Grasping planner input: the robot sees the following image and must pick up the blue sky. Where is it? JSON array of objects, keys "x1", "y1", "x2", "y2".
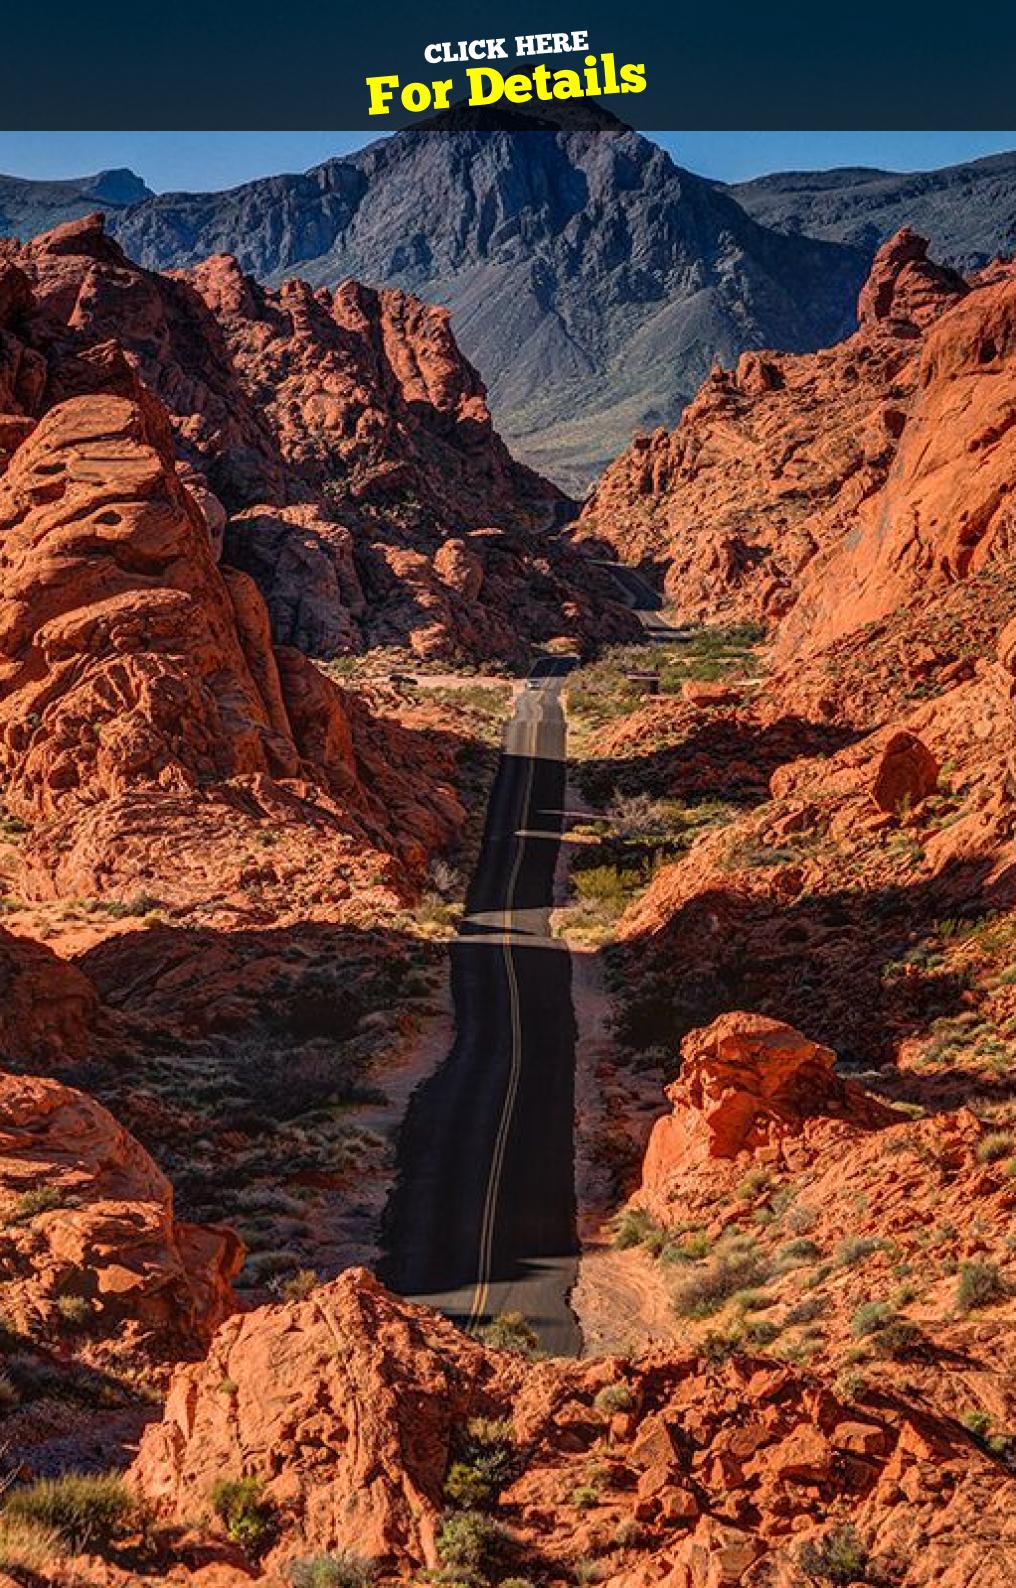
[{"x1": 1, "y1": 131, "x2": 1015, "y2": 192}]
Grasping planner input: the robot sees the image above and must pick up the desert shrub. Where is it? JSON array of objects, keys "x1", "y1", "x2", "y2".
[
  {"x1": 56, "y1": 1294, "x2": 91, "y2": 1330},
  {"x1": 3, "y1": 1473, "x2": 138, "y2": 1553},
  {"x1": 976, "y1": 1132, "x2": 1015, "y2": 1164},
  {"x1": 14, "y1": 1186, "x2": 65, "y2": 1221},
  {"x1": 960, "y1": 1409, "x2": 993, "y2": 1439},
  {"x1": 0, "y1": 1517, "x2": 61, "y2": 1572},
  {"x1": 477, "y1": 1312, "x2": 538, "y2": 1357},
  {"x1": 101, "y1": 892, "x2": 162, "y2": 918},
  {"x1": 612, "y1": 1207, "x2": 662, "y2": 1250},
  {"x1": 699, "y1": 1326, "x2": 743, "y2": 1365},
  {"x1": 660, "y1": 1229, "x2": 711, "y2": 1263},
  {"x1": 797, "y1": 1524, "x2": 870, "y2": 1584},
  {"x1": 210, "y1": 1477, "x2": 274, "y2": 1551},
  {"x1": 783, "y1": 1295, "x2": 829, "y2": 1327},
  {"x1": 875, "y1": 1318, "x2": 921, "y2": 1359},
  {"x1": 572, "y1": 863, "x2": 645, "y2": 913},
  {"x1": 614, "y1": 1518, "x2": 646, "y2": 1549},
  {"x1": 672, "y1": 1241, "x2": 771, "y2": 1319},
  {"x1": 593, "y1": 1381, "x2": 634, "y2": 1415},
  {"x1": 569, "y1": 1483, "x2": 599, "y2": 1510},
  {"x1": 279, "y1": 1268, "x2": 318, "y2": 1302},
  {"x1": 445, "y1": 1418, "x2": 519, "y2": 1509},
  {"x1": 416, "y1": 892, "x2": 459, "y2": 930},
  {"x1": 850, "y1": 1301, "x2": 894, "y2": 1338},
  {"x1": 286, "y1": 1551, "x2": 378, "y2": 1588},
  {"x1": 835, "y1": 1236, "x2": 884, "y2": 1266},
  {"x1": 956, "y1": 1260, "x2": 1007, "y2": 1312},
  {"x1": 745, "y1": 1319, "x2": 781, "y2": 1346},
  {"x1": 777, "y1": 1237, "x2": 821, "y2": 1266},
  {"x1": 437, "y1": 1510, "x2": 509, "y2": 1576},
  {"x1": 735, "y1": 1167, "x2": 772, "y2": 1201}
]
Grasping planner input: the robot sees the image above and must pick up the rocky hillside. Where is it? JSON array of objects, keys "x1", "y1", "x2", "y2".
[
  {"x1": 578, "y1": 227, "x2": 1016, "y2": 657},
  {"x1": 0, "y1": 128, "x2": 869, "y2": 491},
  {"x1": 1, "y1": 212, "x2": 632, "y2": 665},
  {"x1": 729, "y1": 149, "x2": 1016, "y2": 271}
]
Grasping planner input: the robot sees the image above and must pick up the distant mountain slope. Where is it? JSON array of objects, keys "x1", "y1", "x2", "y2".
[
  {"x1": 0, "y1": 166, "x2": 152, "y2": 239},
  {"x1": 0, "y1": 128, "x2": 868, "y2": 492},
  {"x1": 727, "y1": 150, "x2": 1016, "y2": 272}
]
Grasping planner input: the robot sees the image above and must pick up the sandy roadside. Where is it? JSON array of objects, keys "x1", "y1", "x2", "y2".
[{"x1": 550, "y1": 763, "x2": 681, "y2": 1356}]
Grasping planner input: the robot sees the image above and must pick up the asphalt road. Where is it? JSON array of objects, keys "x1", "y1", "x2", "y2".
[
  {"x1": 594, "y1": 560, "x2": 687, "y2": 638},
  {"x1": 380, "y1": 653, "x2": 583, "y2": 1355}
]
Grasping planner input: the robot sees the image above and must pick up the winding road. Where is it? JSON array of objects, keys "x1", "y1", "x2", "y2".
[{"x1": 380, "y1": 654, "x2": 583, "y2": 1355}]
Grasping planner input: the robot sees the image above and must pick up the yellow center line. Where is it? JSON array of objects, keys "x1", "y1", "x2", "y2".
[{"x1": 467, "y1": 695, "x2": 541, "y2": 1328}]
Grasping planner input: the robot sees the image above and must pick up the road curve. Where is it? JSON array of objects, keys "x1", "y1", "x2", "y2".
[{"x1": 379, "y1": 654, "x2": 582, "y2": 1355}]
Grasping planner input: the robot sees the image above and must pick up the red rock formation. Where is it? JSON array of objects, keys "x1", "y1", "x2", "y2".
[
  {"x1": 577, "y1": 230, "x2": 992, "y2": 646},
  {"x1": 134, "y1": 1268, "x2": 488, "y2": 1569},
  {"x1": 187, "y1": 257, "x2": 550, "y2": 523},
  {"x1": 131, "y1": 1267, "x2": 1016, "y2": 1585},
  {"x1": 1, "y1": 216, "x2": 634, "y2": 666},
  {"x1": 870, "y1": 730, "x2": 939, "y2": 814},
  {"x1": 0, "y1": 388, "x2": 462, "y2": 905},
  {"x1": 641, "y1": 1013, "x2": 896, "y2": 1196},
  {"x1": 856, "y1": 224, "x2": 968, "y2": 330},
  {"x1": 0, "y1": 1069, "x2": 240, "y2": 1350},
  {"x1": 0, "y1": 925, "x2": 98, "y2": 1061}
]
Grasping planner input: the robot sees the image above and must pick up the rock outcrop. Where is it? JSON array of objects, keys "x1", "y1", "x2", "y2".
[
  {"x1": 641, "y1": 1012, "x2": 896, "y2": 1195},
  {"x1": 0, "y1": 386, "x2": 467, "y2": 905},
  {"x1": 0, "y1": 214, "x2": 634, "y2": 664},
  {"x1": 0, "y1": 926, "x2": 99, "y2": 1061},
  {"x1": 131, "y1": 1267, "x2": 1016, "y2": 1585},
  {"x1": 0, "y1": 1069, "x2": 240, "y2": 1350},
  {"x1": 578, "y1": 229, "x2": 1013, "y2": 654},
  {"x1": 134, "y1": 1268, "x2": 487, "y2": 1569}
]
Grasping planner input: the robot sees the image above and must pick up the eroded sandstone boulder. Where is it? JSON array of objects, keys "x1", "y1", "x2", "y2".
[
  {"x1": 871, "y1": 730, "x2": 940, "y2": 814},
  {"x1": 133, "y1": 1268, "x2": 490, "y2": 1568},
  {"x1": 0, "y1": 1070, "x2": 241, "y2": 1349},
  {"x1": 641, "y1": 1012, "x2": 896, "y2": 1195}
]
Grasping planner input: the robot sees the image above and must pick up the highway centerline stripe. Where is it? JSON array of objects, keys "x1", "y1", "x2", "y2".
[{"x1": 467, "y1": 697, "x2": 542, "y2": 1327}]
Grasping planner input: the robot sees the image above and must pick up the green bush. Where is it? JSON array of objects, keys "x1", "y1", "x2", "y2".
[
  {"x1": 797, "y1": 1524, "x2": 870, "y2": 1584},
  {"x1": 210, "y1": 1477, "x2": 274, "y2": 1552},
  {"x1": 14, "y1": 1186, "x2": 65, "y2": 1221},
  {"x1": 835, "y1": 1236, "x2": 884, "y2": 1267},
  {"x1": 437, "y1": 1509, "x2": 509, "y2": 1576},
  {"x1": 956, "y1": 1260, "x2": 1007, "y2": 1312},
  {"x1": 850, "y1": 1301, "x2": 894, "y2": 1338},
  {"x1": 875, "y1": 1318, "x2": 921, "y2": 1359},
  {"x1": 976, "y1": 1132, "x2": 1015, "y2": 1165},
  {"x1": 476, "y1": 1312, "x2": 539, "y2": 1357},
  {"x1": 593, "y1": 1381, "x2": 634, "y2": 1416},
  {"x1": 777, "y1": 1237, "x2": 821, "y2": 1266},
  {"x1": 672, "y1": 1241, "x2": 771, "y2": 1320},
  {"x1": 444, "y1": 1418, "x2": 518, "y2": 1509},
  {"x1": 3, "y1": 1472, "x2": 138, "y2": 1553},
  {"x1": 286, "y1": 1552, "x2": 378, "y2": 1588},
  {"x1": 280, "y1": 1268, "x2": 318, "y2": 1302},
  {"x1": 612, "y1": 1208, "x2": 661, "y2": 1250}
]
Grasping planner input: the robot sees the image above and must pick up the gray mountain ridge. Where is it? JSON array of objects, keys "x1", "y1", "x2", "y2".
[
  {"x1": 5, "y1": 134, "x2": 1015, "y2": 490},
  {"x1": 725, "y1": 149, "x2": 1016, "y2": 273}
]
